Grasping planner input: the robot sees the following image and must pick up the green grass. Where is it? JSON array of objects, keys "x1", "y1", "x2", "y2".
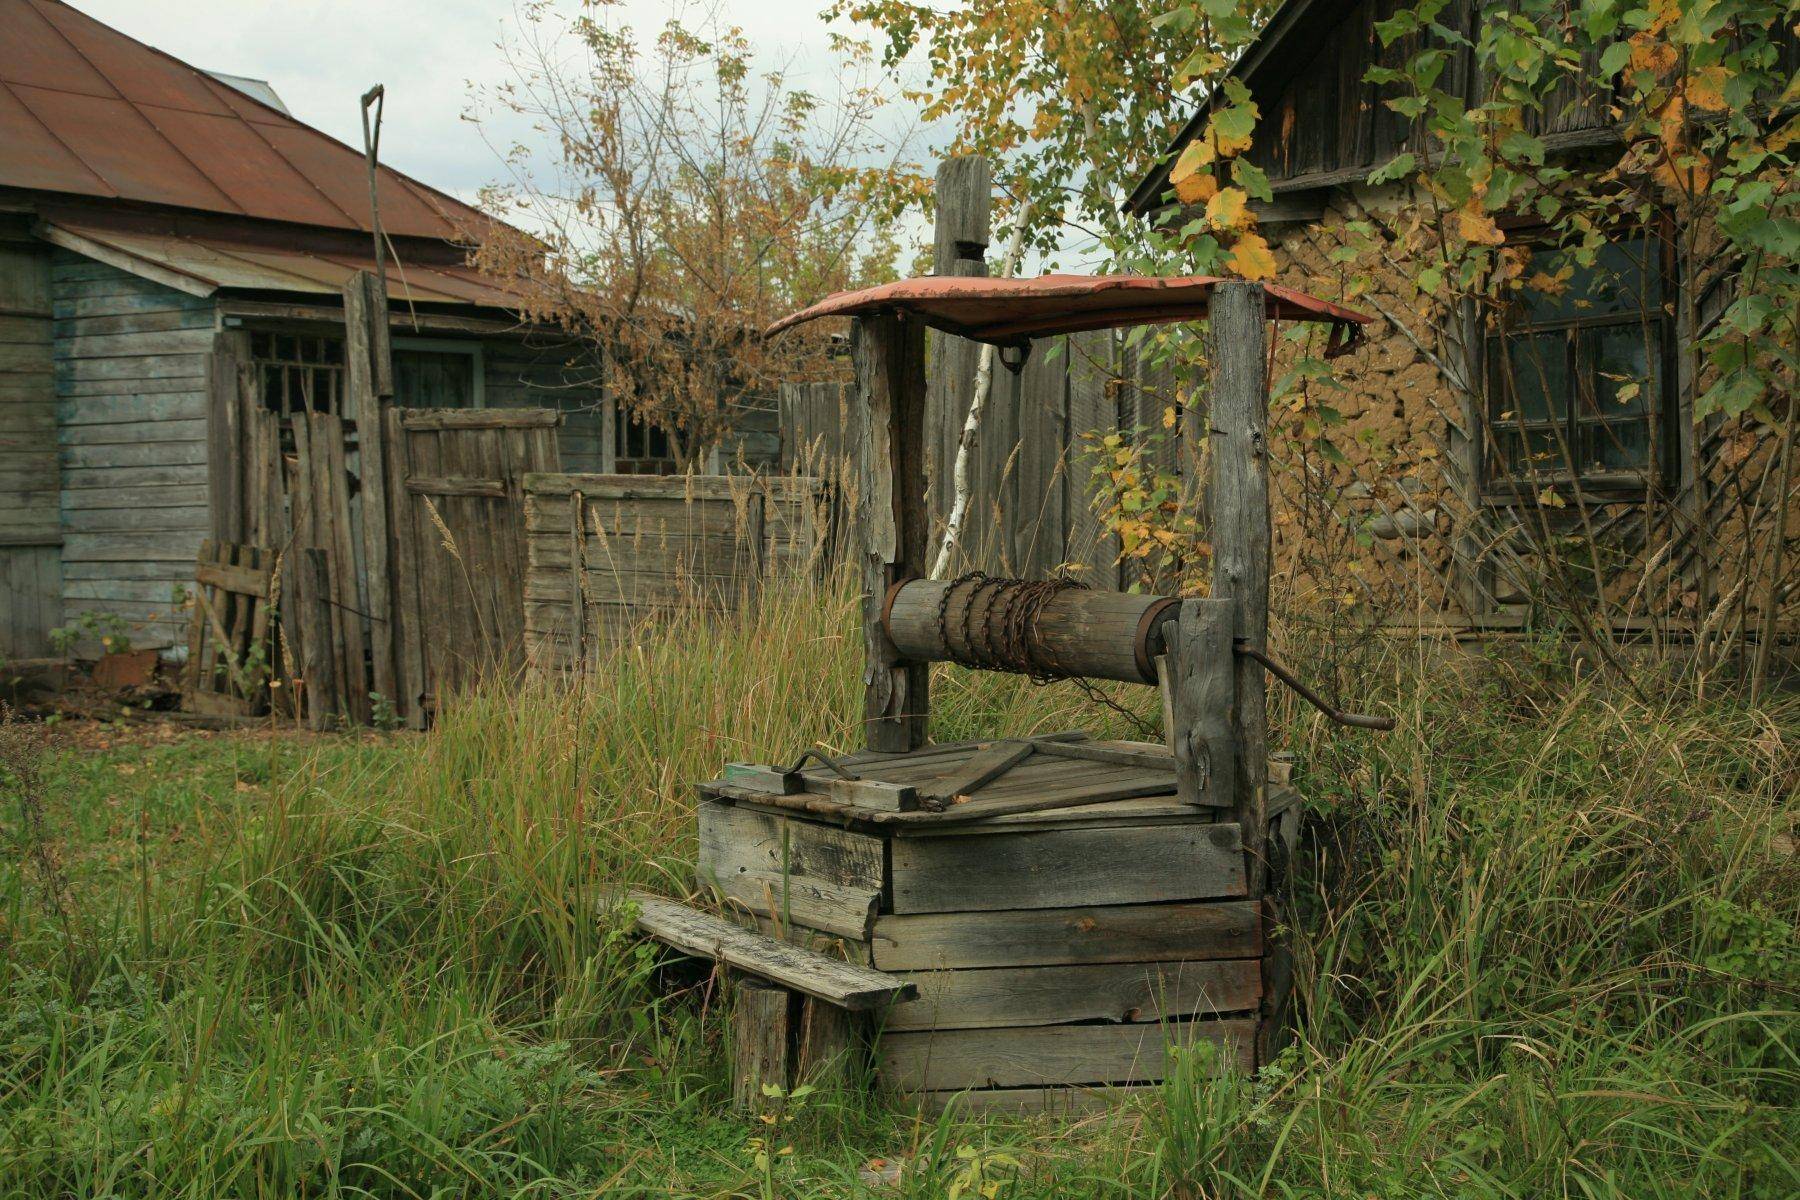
[{"x1": 2, "y1": 576, "x2": 1795, "y2": 1198}]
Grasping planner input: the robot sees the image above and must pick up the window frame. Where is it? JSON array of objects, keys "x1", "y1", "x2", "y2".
[{"x1": 1479, "y1": 229, "x2": 1680, "y2": 505}]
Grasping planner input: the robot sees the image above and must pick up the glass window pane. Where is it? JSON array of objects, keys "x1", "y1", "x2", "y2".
[
  {"x1": 1517, "y1": 236, "x2": 1658, "y2": 324},
  {"x1": 1492, "y1": 331, "x2": 1570, "y2": 424},
  {"x1": 1579, "y1": 420, "x2": 1650, "y2": 473},
  {"x1": 1581, "y1": 324, "x2": 1657, "y2": 418}
]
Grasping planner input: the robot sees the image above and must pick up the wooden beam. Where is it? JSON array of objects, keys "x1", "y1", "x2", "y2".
[
  {"x1": 853, "y1": 312, "x2": 930, "y2": 752},
  {"x1": 602, "y1": 890, "x2": 918, "y2": 1011},
  {"x1": 1170, "y1": 598, "x2": 1236, "y2": 807},
  {"x1": 1206, "y1": 282, "x2": 1270, "y2": 892}
]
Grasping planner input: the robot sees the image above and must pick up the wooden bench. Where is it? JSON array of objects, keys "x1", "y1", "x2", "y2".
[{"x1": 601, "y1": 889, "x2": 917, "y2": 1109}]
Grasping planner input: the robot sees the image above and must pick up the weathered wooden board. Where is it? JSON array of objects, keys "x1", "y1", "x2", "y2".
[
  {"x1": 885, "y1": 958, "x2": 1261, "y2": 1031},
  {"x1": 916, "y1": 1084, "x2": 1154, "y2": 1117},
  {"x1": 697, "y1": 802, "x2": 885, "y2": 896},
  {"x1": 888, "y1": 822, "x2": 1246, "y2": 913},
  {"x1": 871, "y1": 899, "x2": 1262, "y2": 971},
  {"x1": 604, "y1": 890, "x2": 916, "y2": 1011},
  {"x1": 878, "y1": 1017, "x2": 1256, "y2": 1091},
  {"x1": 702, "y1": 866, "x2": 880, "y2": 942}
]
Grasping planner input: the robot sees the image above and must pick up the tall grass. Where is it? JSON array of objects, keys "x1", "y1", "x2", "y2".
[{"x1": 1, "y1": 576, "x2": 1794, "y2": 1197}]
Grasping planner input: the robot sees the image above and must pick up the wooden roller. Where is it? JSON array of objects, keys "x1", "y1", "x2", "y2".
[{"x1": 882, "y1": 578, "x2": 1178, "y2": 684}]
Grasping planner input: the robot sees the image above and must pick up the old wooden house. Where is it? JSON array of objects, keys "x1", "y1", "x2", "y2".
[
  {"x1": 1124, "y1": 2, "x2": 1797, "y2": 639},
  {"x1": 0, "y1": 0, "x2": 773, "y2": 662}
]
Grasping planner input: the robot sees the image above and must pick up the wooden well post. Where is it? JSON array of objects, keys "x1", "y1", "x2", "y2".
[{"x1": 853, "y1": 311, "x2": 931, "y2": 752}]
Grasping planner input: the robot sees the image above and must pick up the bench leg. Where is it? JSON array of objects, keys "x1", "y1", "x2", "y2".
[
  {"x1": 795, "y1": 996, "x2": 863, "y2": 1089},
  {"x1": 731, "y1": 978, "x2": 794, "y2": 1111}
]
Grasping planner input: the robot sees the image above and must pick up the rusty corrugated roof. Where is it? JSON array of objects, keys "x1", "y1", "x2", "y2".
[
  {"x1": 0, "y1": 0, "x2": 492, "y2": 241},
  {"x1": 41, "y1": 222, "x2": 522, "y2": 309},
  {"x1": 765, "y1": 273, "x2": 1372, "y2": 348}
]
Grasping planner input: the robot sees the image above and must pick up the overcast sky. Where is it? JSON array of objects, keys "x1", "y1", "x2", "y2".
[{"x1": 69, "y1": 0, "x2": 916, "y2": 208}]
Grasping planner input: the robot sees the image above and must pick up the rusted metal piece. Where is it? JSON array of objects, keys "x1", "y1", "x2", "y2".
[
  {"x1": 2, "y1": 0, "x2": 490, "y2": 239},
  {"x1": 764, "y1": 273, "x2": 1373, "y2": 353},
  {"x1": 1233, "y1": 642, "x2": 1395, "y2": 731}
]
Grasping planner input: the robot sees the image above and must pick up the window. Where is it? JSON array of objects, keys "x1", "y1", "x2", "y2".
[
  {"x1": 252, "y1": 332, "x2": 345, "y2": 416},
  {"x1": 392, "y1": 338, "x2": 483, "y2": 409},
  {"x1": 613, "y1": 408, "x2": 678, "y2": 475},
  {"x1": 1484, "y1": 234, "x2": 1671, "y2": 494}
]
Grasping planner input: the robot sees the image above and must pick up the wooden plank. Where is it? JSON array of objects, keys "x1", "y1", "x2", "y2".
[
  {"x1": 405, "y1": 475, "x2": 507, "y2": 498},
  {"x1": 916, "y1": 1084, "x2": 1152, "y2": 1117},
  {"x1": 1206, "y1": 281, "x2": 1271, "y2": 894},
  {"x1": 401, "y1": 408, "x2": 561, "y2": 430},
  {"x1": 606, "y1": 891, "x2": 917, "y2": 1011},
  {"x1": 194, "y1": 559, "x2": 270, "y2": 599},
  {"x1": 383, "y1": 405, "x2": 426, "y2": 728},
  {"x1": 344, "y1": 273, "x2": 398, "y2": 722},
  {"x1": 1172, "y1": 598, "x2": 1236, "y2": 807},
  {"x1": 297, "y1": 548, "x2": 338, "y2": 730},
  {"x1": 885, "y1": 958, "x2": 1261, "y2": 1031},
  {"x1": 878, "y1": 1017, "x2": 1256, "y2": 1091},
  {"x1": 702, "y1": 867, "x2": 880, "y2": 942},
  {"x1": 871, "y1": 899, "x2": 1262, "y2": 971},
  {"x1": 888, "y1": 822, "x2": 1246, "y2": 913},
  {"x1": 922, "y1": 738, "x2": 1034, "y2": 802},
  {"x1": 318, "y1": 413, "x2": 369, "y2": 724},
  {"x1": 854, "y1": 313, "x2": 930, "y2": 752},
  {"x1": 732, "y1": 979, "x2": 793, "y2": 1111},
  {"x1": 697, "y1": 802, "x2": 885, "y2": 894}
]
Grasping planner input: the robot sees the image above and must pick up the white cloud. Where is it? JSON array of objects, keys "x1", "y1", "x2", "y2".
[{"x1": 67, "y1": 0, "x2": 910, "y2": 205}]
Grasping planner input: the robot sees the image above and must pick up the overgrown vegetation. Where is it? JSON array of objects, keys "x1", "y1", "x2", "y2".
[{"x1": 2, "y1": 577, "x2": 1793, "y2": 1197}]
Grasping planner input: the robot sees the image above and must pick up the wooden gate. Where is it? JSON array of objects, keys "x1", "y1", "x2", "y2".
[{"x1": 384, "y1": 408, "x2": 561, "y2": 722}]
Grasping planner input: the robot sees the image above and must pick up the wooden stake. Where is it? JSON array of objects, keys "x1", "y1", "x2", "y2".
[{"x1": 853, "y1": 313, "x2": 930, "y2": 752}]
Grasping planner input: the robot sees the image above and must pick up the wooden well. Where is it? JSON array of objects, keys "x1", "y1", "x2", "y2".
[
  {"x1": 661, "y1": 155, "x2": 1371, "y2": 1115},
  {"x1": 697, "y1": 737, "x2": 1297, "y2": 1113}
]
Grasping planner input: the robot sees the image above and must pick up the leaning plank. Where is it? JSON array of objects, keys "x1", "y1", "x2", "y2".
[
  {"x1": 885, "y1": 958, "x2": 1261, "y2": 1031},
  {"x1": 872, "y1": 899, "x2": 1263, "y2": 971},
  {"x1": 888, "y1": 822, "x2": 1246, "y2": 913},
  {"x1": 603, "y1": 891, "x2": 917, "y2": 1011},
  {"x1": 878, "y1": 1017, "x2": 1256, "y2": 1091}
]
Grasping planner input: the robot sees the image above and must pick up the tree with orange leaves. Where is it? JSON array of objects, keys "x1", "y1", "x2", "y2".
[{"x1": 468, "y1": 0, "x2": 924, "y2": 470}]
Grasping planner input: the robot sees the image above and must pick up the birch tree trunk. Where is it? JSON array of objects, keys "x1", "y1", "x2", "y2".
[{"x1": 930, "y1": 215, "x2": 1029, "y2": 579}]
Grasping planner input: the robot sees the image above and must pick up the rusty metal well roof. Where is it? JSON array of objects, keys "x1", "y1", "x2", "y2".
[
  {"x1": 40, "y1": 222, "x2": 520, "y2": 309},
  {"x1": 0, "y1": 0, "x2": 491, "y2": 240},
  {"x1": 764, "y1": 273, "x2": 1372, "y2": 346}
]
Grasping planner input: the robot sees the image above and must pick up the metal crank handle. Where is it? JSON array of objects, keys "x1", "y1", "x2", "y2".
[{"x1": 1233, "y1": 642, "x2": 1397, "y2": 732}]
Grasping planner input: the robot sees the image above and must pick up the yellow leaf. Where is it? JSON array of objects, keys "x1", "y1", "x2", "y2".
[
  {"x1": 1686, "y1": 65, "x2": 1729, "y2": 111},
  {"x1": 1227, "y1": 232, "x2": 1276, "y2": 281},
  {"x1": 1456, "y1": 205, "x2": 1505, "y2": 246},
  {"x1": 1205, "y1": 186, "x2": 1251, "y2": 233},
  {"x1": 1175, "y1": 170, "x2": 1219, "y2": 205},
  {"x1": 1538, "y1": 486, "x2": 1566, "y2": 509},
  {"x1": 1162, "y1": 404, "x2": 1178, "y2": 430},
  {"x1": 1168, "y1": 138, "x2": 1215, "y2": 185}
]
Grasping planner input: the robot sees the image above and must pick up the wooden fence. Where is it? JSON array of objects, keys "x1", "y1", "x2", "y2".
[
  {"x1": 522, "y1": 473, "x2": 836, "y2": 671},
  {"x1": 781, "y1": 328, "x2": 1180, "y2": 589}
]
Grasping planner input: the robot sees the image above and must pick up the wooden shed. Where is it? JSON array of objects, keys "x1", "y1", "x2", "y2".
[{"x1": 0, "y1": 0, "x2": 773, "y2": 662}]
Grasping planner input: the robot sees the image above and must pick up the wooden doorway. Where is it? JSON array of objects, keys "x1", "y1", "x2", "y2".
[{"x1": 384, "y1": 407, "x2": 561, "y2": 723}]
